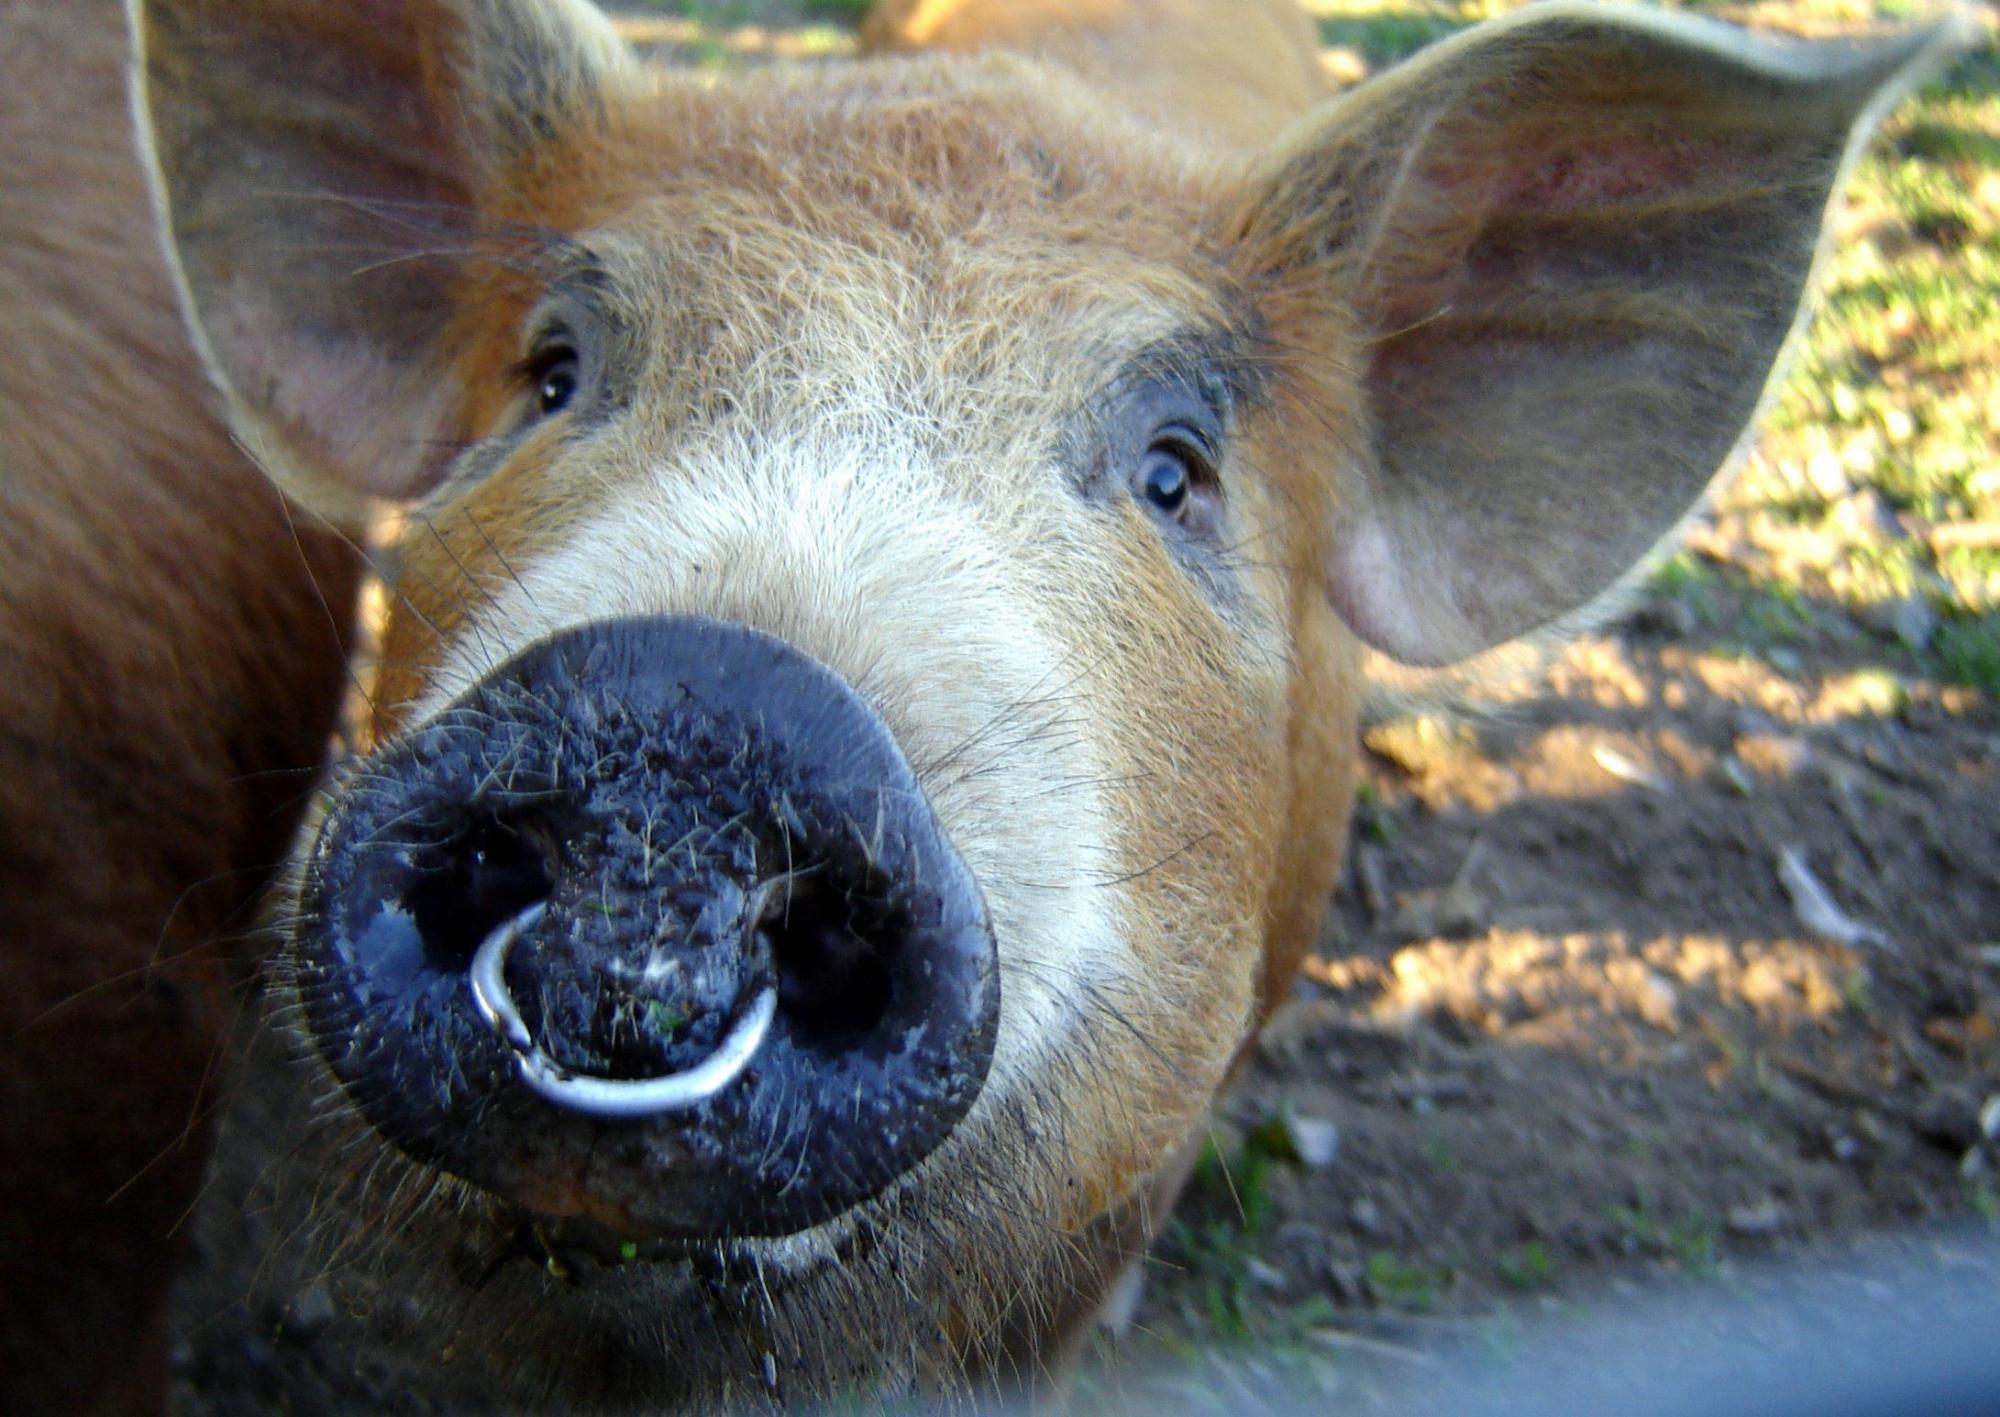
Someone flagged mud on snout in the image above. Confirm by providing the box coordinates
[294,615,999,1247]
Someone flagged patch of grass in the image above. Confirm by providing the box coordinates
[1072,1295,1345,1415]
[1650,549,1716,601]
[1419,1125,1461,1175]
[1967,1175,1999,1227]
[611,1,858,66]
[1110,1110,1362,1406]
[1838,541,1925,604]
[1647,554,1854,664]
[1669,1221,1721,1277]
[642,999,687,1036]
[1931,614,2000,694]
[1095,1118,1350,1409]
[1893,118,2000,166]
[1744,581,1814,645]
[619,0,759,19]
[1150,1119,1301,1341]
[1709,14,2000,695]
[1363,1249,1455,1312]
[1315,9,1467,69]
[1612,1196,1722,1278]
[1495,1240,1556,1292]
[1350,778,1405,844]
[1840,966,1874,1014]
[1191,1123,1284,1232]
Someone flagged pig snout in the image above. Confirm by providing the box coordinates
[293,615,999,1240]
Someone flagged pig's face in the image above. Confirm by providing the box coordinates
[132,0,1949,1403]
[305,65,1332,1382]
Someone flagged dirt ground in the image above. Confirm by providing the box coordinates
[164,2,1999,1408]
[1106,611,2000,1404]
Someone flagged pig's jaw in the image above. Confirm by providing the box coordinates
[256,953,1143,1403]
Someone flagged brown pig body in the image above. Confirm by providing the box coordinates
[0,0,359,1410]
[108,0,1959,1408]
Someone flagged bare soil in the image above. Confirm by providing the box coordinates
[1115,597,2000,1402]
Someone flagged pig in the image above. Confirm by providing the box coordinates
[127,0,1958,1407]
[0,0,360,1410]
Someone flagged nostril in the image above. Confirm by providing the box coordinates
[762,878,897,1047]
[403,814,560,970]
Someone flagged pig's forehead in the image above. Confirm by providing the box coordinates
[491,53,1242,358]
[565,51,1224,235]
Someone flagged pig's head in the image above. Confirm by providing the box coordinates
[130,0,1950,1403]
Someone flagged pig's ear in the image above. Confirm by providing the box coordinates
[1228,3,1963,666]
[127,0,634,527]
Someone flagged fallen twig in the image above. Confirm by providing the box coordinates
[1776,845,1893,951]
[1594,743,1669,791]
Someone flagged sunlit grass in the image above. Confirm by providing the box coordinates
[1684,7,2000,693]
[1295,4,1998,683]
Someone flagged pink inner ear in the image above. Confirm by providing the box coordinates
[1325,512,1467,667]
[1488,128,1744,213]
[214,289,457,504]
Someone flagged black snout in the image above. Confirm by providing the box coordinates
[295,617,998,1239]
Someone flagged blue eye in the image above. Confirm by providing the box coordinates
[1138,432,1211,521]
[1140,447,1189,514]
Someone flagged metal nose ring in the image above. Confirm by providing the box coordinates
[468,902,776,1120]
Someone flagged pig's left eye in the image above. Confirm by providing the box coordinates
[1138,434,1198,518]
[1134,427,1218,528]
[529,343,580,416]
[1093,369,1227,547]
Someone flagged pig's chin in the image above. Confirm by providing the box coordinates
[235,904,1125,1406]
[434,1109,985,1288]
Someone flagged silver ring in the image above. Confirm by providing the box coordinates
[468,902,776,1120]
